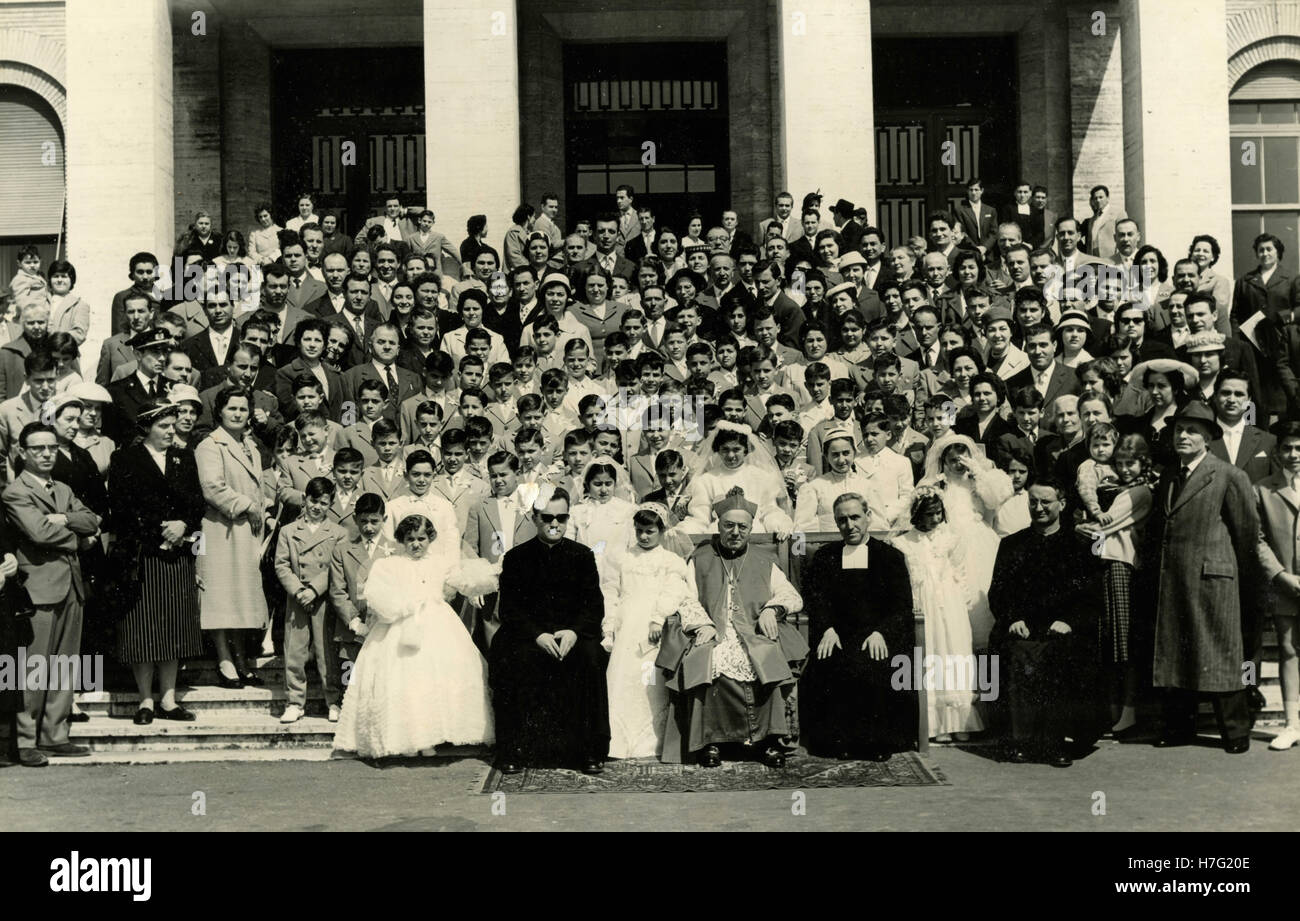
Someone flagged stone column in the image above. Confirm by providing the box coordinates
[776,0,875,224]
[1120,0,1232,270]
[424,0,521,254]
[66,0,174,361]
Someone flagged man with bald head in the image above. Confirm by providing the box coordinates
[0,303,50,400]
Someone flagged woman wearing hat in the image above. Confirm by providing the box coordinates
[1127,357,1199,473]
[167,384,204,451]
[1182,330,1227,403]
[107,400,206,724]
[1055,309,1094,369]
[519,273,593,357]
[66,382,116,475]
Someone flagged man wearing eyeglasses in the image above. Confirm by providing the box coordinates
[3,422,102,764]
[489,484,610,777]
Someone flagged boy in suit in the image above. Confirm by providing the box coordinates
[328,491,386,682]
[2,422,101,761]
[402,401,446,465]
[274,475,348,723]
[398,351,455,444]
[360,419,407,501]
[329,447,366,539]
[461,451,537,647]
[276,411,335,514]
[339,378,385,466]
[433,428,489,534]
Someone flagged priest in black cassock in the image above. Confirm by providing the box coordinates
[987,478,1107,768]
[488,485,610,775]
[800,492,917,761]
[658,487,808,767]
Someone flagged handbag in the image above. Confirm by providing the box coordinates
[103,539,144,615]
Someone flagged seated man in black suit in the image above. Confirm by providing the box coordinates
[989,478,1105,767]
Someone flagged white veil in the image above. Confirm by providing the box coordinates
[686,419,783,484]
[921,432,993,484]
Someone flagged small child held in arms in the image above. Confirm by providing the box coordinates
[1077,421,1121,524]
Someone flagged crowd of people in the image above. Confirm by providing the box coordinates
[1,179,1298,774]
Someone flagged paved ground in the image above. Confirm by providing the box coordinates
[2,734,1296,832]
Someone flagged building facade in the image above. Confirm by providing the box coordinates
[0,0,1296,365]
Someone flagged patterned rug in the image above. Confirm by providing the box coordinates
[477,751,948,794]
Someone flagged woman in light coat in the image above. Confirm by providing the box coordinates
[195,386,270,688]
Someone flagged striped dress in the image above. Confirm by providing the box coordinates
[108,443,206,664]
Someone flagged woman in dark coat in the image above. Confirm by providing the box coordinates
[107,400,206,725]
[800,492,917,760]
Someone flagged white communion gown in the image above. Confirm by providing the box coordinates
[894,525,985,736]
[333,552,497,759]
[602,545,694,759]
[920,469,1013,648]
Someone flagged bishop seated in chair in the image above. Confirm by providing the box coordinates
[658,487,808,768]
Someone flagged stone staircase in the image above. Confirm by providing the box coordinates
[66,656,346,764]
[51,624,1289,764]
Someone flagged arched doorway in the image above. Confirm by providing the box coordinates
[0,84,64,283]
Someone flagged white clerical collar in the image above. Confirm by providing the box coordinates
[841,542,870,569]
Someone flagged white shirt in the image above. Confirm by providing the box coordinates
[342,308,368,340]
[1033,364,1053,396]
[371,360,399,389]
[1261,266,1277,286]
[495,496,519,552]
[136,370,160,397]
[143,442,168,473]
[326,291,346,313]
[1218,417,1247,464]
[208,325,233,363]
[646,316,666,346]
[517,298,538,326]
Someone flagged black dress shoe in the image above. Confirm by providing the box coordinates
[133,707,154,725]
[37,743,90,757]
[698,744,722,768]
[69,711,90,723]
[759,745,786,768]
[1249,687,1267,711]
[1225,737,1250,754]
[835,749,853,761]
[1048,750,1074,768]
[17,748,48,767]
[1008,748,1032,764]
[581,760,604,775]
[868,748,893,763]
[216,674,244,690]
[239,671,266,688]
[157,705,196,722]
[497,761,523,775]
[1153,734,1195,748]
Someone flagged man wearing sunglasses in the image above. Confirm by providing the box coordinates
[488,484,610,777]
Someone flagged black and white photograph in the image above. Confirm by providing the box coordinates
[0,0,1294,892]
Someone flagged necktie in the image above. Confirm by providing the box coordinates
[1171,465,1191,507]
[147,378,157,398]
[294,277,302,289]
[384,364,398,405]
[603,254,614,273]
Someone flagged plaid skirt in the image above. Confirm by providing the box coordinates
[1100,560,1133,664]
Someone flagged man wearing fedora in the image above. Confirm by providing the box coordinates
[1146,400,1259,753]
[830,198,863,256]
